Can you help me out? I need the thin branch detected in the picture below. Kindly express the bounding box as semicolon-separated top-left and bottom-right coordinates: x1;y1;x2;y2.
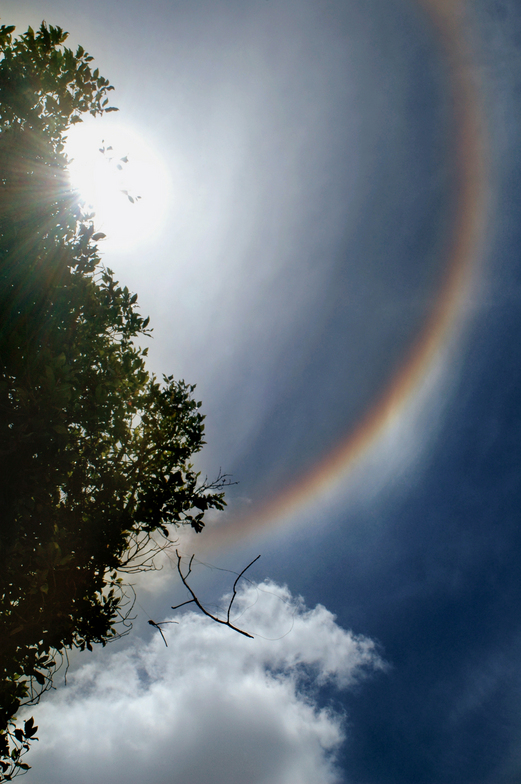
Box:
148;619;178;647
227;555;261;624
170;599;196;611
172;550;260;639
196;468;238;494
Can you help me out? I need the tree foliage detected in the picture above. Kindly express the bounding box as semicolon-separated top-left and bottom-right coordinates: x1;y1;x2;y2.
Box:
0;22;227;779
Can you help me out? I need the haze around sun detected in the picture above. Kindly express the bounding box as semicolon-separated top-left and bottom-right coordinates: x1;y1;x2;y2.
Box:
65;119;172;252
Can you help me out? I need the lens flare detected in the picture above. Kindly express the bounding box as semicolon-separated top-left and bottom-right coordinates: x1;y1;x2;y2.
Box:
64;119;172;252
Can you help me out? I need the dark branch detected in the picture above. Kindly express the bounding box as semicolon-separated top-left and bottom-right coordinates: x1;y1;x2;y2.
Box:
172;550;261;639
170;599;196;611
148;619;178;647
227;555;261;624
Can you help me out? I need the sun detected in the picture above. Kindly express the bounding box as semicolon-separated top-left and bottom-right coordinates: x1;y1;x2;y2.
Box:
64;119;172;252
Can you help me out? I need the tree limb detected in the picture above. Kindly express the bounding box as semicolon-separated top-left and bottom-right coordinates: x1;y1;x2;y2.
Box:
171;550;260;639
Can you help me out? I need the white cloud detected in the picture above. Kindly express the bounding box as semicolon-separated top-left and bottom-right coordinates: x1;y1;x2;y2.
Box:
26;581;385;784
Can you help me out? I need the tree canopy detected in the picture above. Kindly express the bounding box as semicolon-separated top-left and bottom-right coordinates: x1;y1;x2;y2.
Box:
0;22;227;779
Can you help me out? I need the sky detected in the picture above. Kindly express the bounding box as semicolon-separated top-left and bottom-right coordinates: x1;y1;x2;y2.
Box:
4;0;521;782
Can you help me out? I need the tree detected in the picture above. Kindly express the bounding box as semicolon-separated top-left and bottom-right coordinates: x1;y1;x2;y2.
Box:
0;22;228;778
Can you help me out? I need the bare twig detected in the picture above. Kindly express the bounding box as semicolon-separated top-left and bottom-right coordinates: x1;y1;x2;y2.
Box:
227;555;261;624
171;550;261;639
196;469;238;494
147;619;178;647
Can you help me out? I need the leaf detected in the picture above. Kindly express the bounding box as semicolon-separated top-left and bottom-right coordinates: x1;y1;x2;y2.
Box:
23;719;34;734
33;671;45;686
25;725;38;739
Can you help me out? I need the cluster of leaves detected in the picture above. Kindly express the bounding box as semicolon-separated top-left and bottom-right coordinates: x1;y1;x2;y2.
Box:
0;718;38;781
0;22;227;779
0;21;116;139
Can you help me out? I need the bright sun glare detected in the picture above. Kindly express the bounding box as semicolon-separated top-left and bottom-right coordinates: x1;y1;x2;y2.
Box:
64;120;172;252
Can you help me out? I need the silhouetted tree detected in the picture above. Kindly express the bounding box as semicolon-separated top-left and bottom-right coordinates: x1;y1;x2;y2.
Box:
0;22;228;778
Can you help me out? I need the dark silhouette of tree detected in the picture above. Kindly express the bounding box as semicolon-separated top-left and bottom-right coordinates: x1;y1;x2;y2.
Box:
0;22;229;779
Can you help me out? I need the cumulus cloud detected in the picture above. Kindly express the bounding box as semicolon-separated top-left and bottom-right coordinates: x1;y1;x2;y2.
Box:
26;581;385;784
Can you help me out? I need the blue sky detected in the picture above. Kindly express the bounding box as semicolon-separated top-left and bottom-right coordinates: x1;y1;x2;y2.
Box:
5;0;521;782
